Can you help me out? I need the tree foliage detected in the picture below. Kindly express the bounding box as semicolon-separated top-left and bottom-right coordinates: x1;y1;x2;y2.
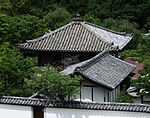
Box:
0;0;150;98
0;13;48;44
132;69;150;97
44;7;72;30
10;0;30;14
117;90;133;103
28;66;81;100
0;42;35;96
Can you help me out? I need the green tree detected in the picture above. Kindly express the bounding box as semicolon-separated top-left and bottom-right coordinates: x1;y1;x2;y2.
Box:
10;0;30;14
44;7;72;30
28;66;81;100
0;42;35;96
132;69;150;97
83;15;101;26
0;13;48;44
117;90;133;103
0;0;12;14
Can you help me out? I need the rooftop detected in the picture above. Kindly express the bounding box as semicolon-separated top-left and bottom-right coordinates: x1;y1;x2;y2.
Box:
61;51;135;89
0;96;150;113
20;18;132;52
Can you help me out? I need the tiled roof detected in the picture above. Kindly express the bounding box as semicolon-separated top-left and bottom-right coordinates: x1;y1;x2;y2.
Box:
61;51;135;89
0;96;150;113
19;20;132;52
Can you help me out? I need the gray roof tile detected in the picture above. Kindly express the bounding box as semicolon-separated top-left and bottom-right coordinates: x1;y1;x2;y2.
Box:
61;51;135;89
20;21;132;52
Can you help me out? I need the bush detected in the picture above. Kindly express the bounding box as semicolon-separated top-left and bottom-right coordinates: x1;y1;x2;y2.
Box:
117;91;133;103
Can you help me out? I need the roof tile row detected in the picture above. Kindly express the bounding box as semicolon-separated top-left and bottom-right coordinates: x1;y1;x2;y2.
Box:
61;51;135;89
0;96;150;113
20;21;132;52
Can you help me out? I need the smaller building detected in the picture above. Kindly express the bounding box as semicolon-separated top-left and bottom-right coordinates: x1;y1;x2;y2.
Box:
127;87;150;104
61;51;135;102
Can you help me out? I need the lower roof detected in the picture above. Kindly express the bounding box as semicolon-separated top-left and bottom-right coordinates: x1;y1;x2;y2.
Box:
61;51;135;89
0;96;150;113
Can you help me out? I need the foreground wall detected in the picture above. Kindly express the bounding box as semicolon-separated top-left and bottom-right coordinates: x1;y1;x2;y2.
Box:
0;104;33;118
0;103;149;118
45;108;150;118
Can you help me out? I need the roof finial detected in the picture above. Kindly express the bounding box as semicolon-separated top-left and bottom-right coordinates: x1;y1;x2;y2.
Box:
73;14;84;21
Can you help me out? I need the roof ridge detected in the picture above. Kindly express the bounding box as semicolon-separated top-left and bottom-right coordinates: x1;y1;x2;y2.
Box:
75;50;109;72
2;96;45;101
2;96;150;106
22;21;77;44
84;21;131;36
80;22;116;49
0;96;150;113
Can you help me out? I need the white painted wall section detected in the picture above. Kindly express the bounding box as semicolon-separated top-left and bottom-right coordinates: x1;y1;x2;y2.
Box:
81;86;92;100
93;87;104;102
45;108;150;118
0;104;33;118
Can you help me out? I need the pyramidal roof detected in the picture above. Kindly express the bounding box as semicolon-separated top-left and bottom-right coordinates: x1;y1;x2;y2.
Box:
20;18;132;52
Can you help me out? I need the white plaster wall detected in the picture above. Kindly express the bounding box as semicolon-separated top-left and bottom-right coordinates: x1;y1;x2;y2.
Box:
133;97;141;103
45;108;150;118
143;96;150;102
75;85;109;102
74;81;121;102
0;104;33;118
93;87;104;102
80;81;106;102
110;89;116;102
81;86;92;100
80;86;105;102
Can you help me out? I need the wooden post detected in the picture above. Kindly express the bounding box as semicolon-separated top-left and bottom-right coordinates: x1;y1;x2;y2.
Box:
33;107;44;118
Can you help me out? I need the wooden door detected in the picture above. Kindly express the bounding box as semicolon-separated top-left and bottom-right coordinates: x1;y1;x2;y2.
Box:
33;107;44;118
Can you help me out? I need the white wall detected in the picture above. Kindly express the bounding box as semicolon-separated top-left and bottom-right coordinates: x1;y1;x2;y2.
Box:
81;86;92;100
0;104;33;118
71;81;122;102
133;97;141;103
93;87;104;102
133;96;150;104
45;108;150;118
74;81;121;102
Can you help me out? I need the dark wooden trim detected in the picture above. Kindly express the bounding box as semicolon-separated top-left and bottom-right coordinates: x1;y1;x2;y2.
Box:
33;106;44;118
79;74;113;90
141;96;143;104
91;87;93;101
107;91;109;102
104;97;106;102
82;85;97;87
80;82;82;101
104;90;106;102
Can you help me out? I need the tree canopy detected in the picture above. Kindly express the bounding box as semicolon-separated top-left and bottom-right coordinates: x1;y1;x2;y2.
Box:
28;66;81;100
0;0;150;98
0;42;35;96
132;69;150;97
0;13;48;44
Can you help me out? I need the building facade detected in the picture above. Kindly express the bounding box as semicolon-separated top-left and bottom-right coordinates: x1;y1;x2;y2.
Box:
20;18;132;69
61;51;135;102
